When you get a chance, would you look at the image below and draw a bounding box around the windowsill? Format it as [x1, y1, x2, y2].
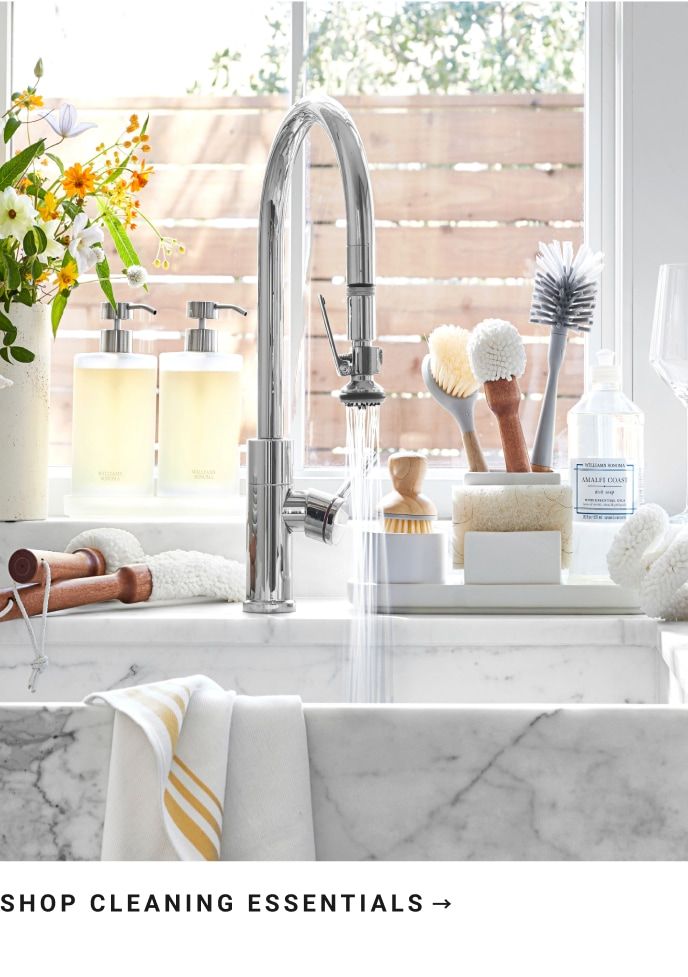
[45, 466, 571, 522]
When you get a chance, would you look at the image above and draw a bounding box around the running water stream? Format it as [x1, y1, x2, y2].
[345, 406, 391, 702]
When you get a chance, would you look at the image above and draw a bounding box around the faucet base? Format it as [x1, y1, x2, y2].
[243, 599, 295, 615]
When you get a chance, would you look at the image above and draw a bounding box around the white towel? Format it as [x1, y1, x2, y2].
[85, 676, 315, 861]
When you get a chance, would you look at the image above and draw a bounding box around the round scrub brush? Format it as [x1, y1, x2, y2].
[529, 240, 604, 472]
[468, 318, 531, 473]
[422, 324, 487, 471]
[380, 452, 437, 534]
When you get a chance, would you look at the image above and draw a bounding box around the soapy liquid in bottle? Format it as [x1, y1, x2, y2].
[72, 362, 156, 495]
[157, 368, 242, 495]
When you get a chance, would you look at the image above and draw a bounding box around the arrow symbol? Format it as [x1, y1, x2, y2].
[432, 899, 451, 909]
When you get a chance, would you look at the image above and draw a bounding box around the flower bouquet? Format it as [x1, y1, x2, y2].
[0, 58, 182, 365]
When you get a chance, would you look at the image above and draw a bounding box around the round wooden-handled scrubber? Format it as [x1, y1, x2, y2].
[468, 318, 531, 473]
[380, 451, 437, 534]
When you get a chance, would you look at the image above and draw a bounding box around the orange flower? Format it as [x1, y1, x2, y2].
[38, 191, 59, 221]
[54, 261, 78, 291]
[129, 162, 153, 193]
[62, 163, 96, 199]
[13, 89, 43, 110]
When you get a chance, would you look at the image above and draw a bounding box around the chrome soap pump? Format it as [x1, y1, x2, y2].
[71, 302, 158, 497]
[157, 300, 247, 496]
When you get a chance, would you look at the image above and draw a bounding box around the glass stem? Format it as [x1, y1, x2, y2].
[685, 405, 688, 514]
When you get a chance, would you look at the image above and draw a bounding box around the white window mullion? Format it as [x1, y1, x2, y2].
[0, 2, 13, 165]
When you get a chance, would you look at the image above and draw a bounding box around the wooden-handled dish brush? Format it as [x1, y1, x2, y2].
[468, 318, 531, 473]
[422, 325, 488, 472]
[0, 564, 153, 622]
[380, 452, 437, 533]
[529, 240, 603, 472]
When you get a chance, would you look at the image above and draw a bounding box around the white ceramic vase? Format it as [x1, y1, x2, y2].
[0, 304, 51, 521]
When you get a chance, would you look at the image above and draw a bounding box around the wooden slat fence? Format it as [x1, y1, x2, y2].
[45, 93, 583, 467]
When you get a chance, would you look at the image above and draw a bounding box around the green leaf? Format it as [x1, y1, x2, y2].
[45, 152, 64, 175]
[0, 307, 13, 333]
[98, 200, 141, 268]
[2, 322, 17, 346]
[23, 228, 37, 257]
[3, 116, 20, 144]
[96, 256, 117, 311]
[51, 291, 68, 337]
[0, 139, 45, 191]
[4, 256, 20, 291]
[0, 347, 9, 363]
[10, 345, 35, 363]
[140, 114, 150, 138]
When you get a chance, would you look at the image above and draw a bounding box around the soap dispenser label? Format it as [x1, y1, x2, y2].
[570, 458, 638, 521]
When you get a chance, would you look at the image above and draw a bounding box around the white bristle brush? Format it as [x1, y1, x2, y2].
[529, 240, 604, 472]
[422, 325, 487, 472]
[468, 318, 531, 473]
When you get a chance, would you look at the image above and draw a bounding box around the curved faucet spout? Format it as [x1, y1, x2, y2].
[257, 95, 378, 439]
[246, 95, 383, 613]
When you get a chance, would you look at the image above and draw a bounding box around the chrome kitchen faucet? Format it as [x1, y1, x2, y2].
[244, 95, 384, 614]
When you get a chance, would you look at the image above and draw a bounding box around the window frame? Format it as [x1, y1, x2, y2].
[4, 0, 620, 516]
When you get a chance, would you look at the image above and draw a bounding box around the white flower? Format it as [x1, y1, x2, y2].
[0, 374, 13, 390]
[67, 212, 104, 273]
[37, 218, 65, 260]
[46, 103, 96, 139]
[126, 265, 148, 288]
[0, 187, 38, 240]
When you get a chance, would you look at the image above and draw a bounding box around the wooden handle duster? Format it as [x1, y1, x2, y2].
[8, 547, 106, 584]
[0, 565, 153, 623]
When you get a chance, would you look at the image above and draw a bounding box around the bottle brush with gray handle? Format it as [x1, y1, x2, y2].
[529, 240, 604, 472]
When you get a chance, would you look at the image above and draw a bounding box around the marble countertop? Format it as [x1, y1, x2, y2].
[1, 598, 659, 647]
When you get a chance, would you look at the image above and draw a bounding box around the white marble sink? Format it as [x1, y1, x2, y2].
[2, 695, 688, 860]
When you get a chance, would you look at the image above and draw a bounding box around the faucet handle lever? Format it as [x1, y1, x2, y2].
[318, 294, 352, 377]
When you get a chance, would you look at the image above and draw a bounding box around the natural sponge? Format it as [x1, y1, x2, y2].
[468, 318, 526, 383]
[427, 324, 479, 397]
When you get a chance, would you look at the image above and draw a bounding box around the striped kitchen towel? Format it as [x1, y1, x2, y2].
[85, 676, 315, 861]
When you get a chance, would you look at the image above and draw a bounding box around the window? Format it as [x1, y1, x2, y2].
[11, 1, 585, 473]
[302, 0, 586, 469]
[12, 1, 291, 466]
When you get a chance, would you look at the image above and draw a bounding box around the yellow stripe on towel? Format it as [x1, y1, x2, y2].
[164, 790, 219, 861]
[125, 688, 181, 748]
[168, 770, 221, 839]
[174, 753, 224, 814]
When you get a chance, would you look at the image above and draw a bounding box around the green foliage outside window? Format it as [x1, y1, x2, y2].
[188, 1, 585, 96]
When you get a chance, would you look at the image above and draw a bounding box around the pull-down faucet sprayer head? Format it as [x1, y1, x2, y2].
[318, 285, 385, 408]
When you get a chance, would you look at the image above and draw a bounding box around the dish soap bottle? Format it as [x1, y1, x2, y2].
[568, 349, 644, 521]
[157, 300, 247, 496]
[72, 302, 157, 497]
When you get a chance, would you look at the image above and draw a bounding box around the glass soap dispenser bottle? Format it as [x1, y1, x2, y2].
[72, 302, 158, 497]
[568, 349, 645, 522]
[157, 300, 247, 496]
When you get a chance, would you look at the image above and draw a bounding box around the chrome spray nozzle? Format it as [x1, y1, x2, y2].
[318, 289, 385, 408]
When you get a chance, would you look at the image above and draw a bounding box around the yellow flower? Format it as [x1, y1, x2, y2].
[54, 261, 78, 291]
[13, 89, 43, 110]
[38, 191, 59, 221]
[62, 163, 96, 199]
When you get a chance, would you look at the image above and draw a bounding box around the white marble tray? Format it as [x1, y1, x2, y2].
[348, 576, 641, 614]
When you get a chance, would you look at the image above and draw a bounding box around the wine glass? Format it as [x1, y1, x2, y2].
[650, 263, 688, 522]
